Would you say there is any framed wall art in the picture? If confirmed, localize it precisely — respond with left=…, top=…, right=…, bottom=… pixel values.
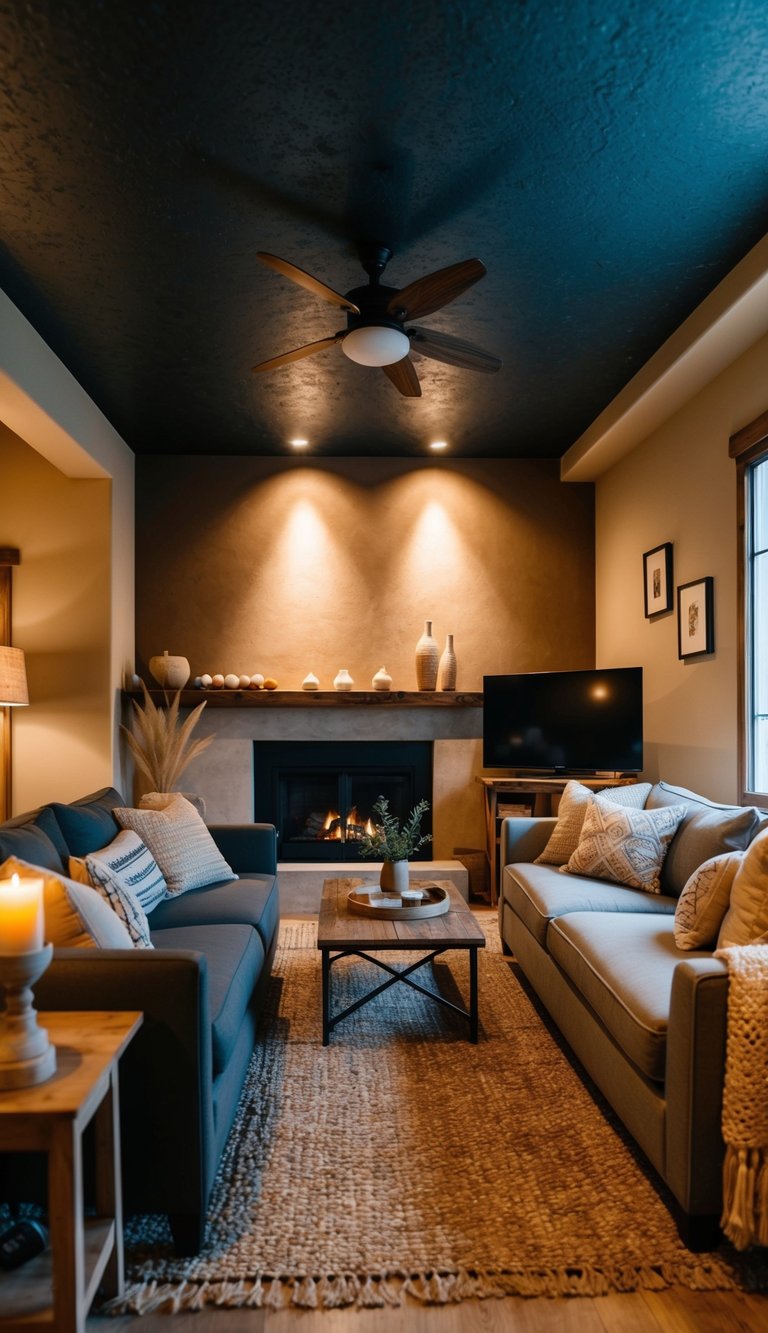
left=643, top=542, right=673, bottom=617
left=677, top=577, right=714, bottom=660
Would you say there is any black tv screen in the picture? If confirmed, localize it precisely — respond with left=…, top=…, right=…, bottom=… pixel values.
left=483, top=667, right=643, bottom=774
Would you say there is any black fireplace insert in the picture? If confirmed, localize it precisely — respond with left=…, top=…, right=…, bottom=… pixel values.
left=253, top=740, right=433, bottom=862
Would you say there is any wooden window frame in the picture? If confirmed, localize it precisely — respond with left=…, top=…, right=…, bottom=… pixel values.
left=730, top=408, right=768, bottom=806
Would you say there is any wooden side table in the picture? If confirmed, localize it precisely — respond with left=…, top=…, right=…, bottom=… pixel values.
left=0, top=1010, right=142, bottom=1333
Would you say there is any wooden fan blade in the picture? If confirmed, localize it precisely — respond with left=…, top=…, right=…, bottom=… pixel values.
left=408, top=326, right=501, bottom=373
left=381, top=356, right=422, bottom=397
left=257, top=252, right=360, bottom=314
left=251, top=335, right=342, bottom=373
left=387, top=258, right=486, bottom=321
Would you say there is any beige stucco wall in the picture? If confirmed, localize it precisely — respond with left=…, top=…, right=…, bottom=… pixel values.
left=595, top=330, right=768, bottom=803
left=135, top=455, right=595, bottom=854
left=0, top=425, right=114, bottom=809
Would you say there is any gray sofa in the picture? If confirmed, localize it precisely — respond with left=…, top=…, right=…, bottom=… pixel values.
left=498, top=779, right=766, bottom=1250
left=0, top=786, right=279, bottom=1255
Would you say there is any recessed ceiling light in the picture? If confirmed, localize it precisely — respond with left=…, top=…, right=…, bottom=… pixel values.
left=289, top=438, right=309, bottom=449
left=430, top=440, right=448, bottom=451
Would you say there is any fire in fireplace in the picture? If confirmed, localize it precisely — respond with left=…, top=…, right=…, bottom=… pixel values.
left=253, top=741, right=433, bottom=862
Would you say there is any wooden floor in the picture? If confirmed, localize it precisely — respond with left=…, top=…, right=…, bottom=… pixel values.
left=89, top=910, right=767, bottom=1328
left=90, top=1287, right=768, bottom=1329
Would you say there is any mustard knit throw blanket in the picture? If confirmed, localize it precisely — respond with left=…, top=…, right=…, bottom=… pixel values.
left=715, top=943, right=768, bottom=1249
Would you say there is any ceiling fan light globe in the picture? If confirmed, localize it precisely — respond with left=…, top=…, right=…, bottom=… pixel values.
left=342, top=325, right=410, bottom=367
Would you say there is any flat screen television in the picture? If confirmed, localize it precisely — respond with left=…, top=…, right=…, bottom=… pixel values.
left=483, top=667, right=643, bottom=774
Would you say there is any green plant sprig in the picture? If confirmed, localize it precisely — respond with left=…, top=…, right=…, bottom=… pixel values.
left=357, top=795, right=432, bottom=862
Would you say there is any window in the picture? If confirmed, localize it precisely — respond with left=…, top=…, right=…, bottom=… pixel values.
left=731, top=410, right=768, bottom=803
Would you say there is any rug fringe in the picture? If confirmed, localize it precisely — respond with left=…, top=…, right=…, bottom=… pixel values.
left=98, top=1257, right=756, bottom=1315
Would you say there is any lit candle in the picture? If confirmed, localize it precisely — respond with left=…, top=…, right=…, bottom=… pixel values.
left=0, top=873, right=45, bottom=954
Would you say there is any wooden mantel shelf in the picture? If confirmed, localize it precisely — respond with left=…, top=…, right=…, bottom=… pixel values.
left=123, top=689, right=483, bottom=708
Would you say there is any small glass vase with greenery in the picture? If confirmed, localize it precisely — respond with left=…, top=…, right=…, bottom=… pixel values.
left=357, top=795, right=432, bottom=892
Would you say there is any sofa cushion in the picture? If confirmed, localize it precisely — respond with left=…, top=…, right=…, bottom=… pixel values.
left=646, top=781, right=764, bottom=897
left=114, top=795, right=237, bottom=896
left=0, top=811, right=68, bottom=873
left=674, top=850, right=743, bottom=949
left=68, top=830, right=168, bottom=949
left=562, top=796, right=686, bottom=893
left=535, top=779, right=652, bottom=866
left=717, top=827, right=768, bottom=947
left=48, top=791, right=123, bottom=858
left=1, top=855, right=135, bottom=949
left=150, top=923, right=265, bottom=1076
left=502, top=862, right=676, bottom=948
left=149, top=874, right=279, bottom=957
left=548, top=911, right=711, bottom=1082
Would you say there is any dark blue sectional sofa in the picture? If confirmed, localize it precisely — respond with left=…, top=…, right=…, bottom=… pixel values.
left=0, top=786, right=279, bottom=1255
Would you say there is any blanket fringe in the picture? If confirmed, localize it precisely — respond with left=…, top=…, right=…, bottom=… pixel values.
left=97, top=1258, right=756, bottom=1315
left=721, top=1145, right=768, bottom=1250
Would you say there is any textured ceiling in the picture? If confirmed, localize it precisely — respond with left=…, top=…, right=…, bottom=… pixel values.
left=1, top=0, right=768, bottom=458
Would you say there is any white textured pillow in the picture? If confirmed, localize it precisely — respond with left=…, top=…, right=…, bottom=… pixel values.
left=535, top=780, right=652, bottom=866
left=114, top=794, right=237, bottom=896
left=674, top=851, right=743, bottom=950
left=717, top=828, right=768, bottom=947
left=1, top=855, right=135, bottom=949
left=69, top=830, right=166, bottom=948
left=562, top=794, right=686, bottom=893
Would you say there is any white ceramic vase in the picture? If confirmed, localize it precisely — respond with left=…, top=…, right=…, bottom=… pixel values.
left=372, top=666, right=392, bottom=691
left=439, top=634, right=457, bottom=691
left=415, top=620, right=439, bottom=690
left=379, top=860, right=409, bottom=894
left=334, top=668, right=354, bottom=691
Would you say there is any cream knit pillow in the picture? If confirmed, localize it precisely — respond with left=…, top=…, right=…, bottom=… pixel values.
left=535, top=779, right=652, bottom=866
left=717, top=828, right=768, bottom=947
left=674, top=850, right=743, bottom=950
left=562, top=794, right=686, bottom=893
left=114, top=794, right=237, bottom=896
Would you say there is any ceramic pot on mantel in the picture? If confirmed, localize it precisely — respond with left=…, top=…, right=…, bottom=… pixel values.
left=379, top=860, right=409, bottom=894
left=149, top=650, right=190, bottom=690
left=333, top=668, right=354, bottom=691
left=415, top=620, right=439, bottom=691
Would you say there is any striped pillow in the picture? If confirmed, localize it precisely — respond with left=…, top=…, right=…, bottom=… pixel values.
left=114, top=794, right=237, bottom=896
left=69, top=829, right=167, bottom=947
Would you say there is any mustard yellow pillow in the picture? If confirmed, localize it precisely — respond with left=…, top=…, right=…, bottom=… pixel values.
left=0, top=856, right=134, bottom=949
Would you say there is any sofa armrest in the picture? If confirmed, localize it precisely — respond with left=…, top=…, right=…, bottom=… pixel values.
left=665, top=956, right=728, bottom=1215
left=208, top=823, right=278, bottom=876
left=32, top=948, right=214, bottom=1221
left=500, top=816, right=557, bottom=866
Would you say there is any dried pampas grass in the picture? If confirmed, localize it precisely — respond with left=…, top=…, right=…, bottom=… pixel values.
left=121, top=681, right=212, bottom=792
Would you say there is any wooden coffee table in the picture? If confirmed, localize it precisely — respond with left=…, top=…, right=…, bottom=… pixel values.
left=318, top=878, right=485, bottom=1044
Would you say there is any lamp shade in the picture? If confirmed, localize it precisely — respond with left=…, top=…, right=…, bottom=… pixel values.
left=0, top=647, right=29, bottom=706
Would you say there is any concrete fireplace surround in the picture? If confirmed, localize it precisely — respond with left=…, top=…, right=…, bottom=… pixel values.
left=176, top=697, right=482, bottom=911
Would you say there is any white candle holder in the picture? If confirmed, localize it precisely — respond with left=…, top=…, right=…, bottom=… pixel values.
left=0, top=944, right=56, bottom=1090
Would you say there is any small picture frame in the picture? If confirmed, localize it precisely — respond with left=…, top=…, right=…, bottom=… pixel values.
left=643, top=542, right=673, bottom=617
left=677, top=577, right=714, bottom=659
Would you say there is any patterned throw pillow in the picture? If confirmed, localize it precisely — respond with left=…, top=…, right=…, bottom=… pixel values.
left=674, top=851, right=743, bottom=950
left=69, top=829, right=167, bottom=948
left=114, top=794, right=237, bottom=896
left=0, top=855, right=134, bottom=949
left=562, top=794, right=687, bottom=893
left=535, top=780, right=652, bottom=866
left=717, top=828, right=768, bottom=947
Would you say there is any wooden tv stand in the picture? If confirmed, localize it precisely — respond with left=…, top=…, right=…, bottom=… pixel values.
left=479, top=775, right=633, bottom=906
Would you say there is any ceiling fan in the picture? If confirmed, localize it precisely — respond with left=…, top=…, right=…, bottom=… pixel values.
left=251, top=244, right=501, bottom=397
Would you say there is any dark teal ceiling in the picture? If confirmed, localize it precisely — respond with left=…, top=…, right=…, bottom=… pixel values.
left=1, top=0, right=768, bottom=458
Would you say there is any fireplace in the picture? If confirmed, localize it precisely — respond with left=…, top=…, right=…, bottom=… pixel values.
left=253, top=741, right=433, bottom=862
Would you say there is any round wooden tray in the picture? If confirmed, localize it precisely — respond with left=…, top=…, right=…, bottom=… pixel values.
left=347, top=883, right=451, bottom=919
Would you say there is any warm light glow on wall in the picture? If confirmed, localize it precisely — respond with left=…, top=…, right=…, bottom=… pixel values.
left=289, top=438, right=309, bottom=449
left=430, top=440, right=448, bottom=451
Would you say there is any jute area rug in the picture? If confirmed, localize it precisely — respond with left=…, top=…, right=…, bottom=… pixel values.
left=108, top=917, right=768, bottom=1314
